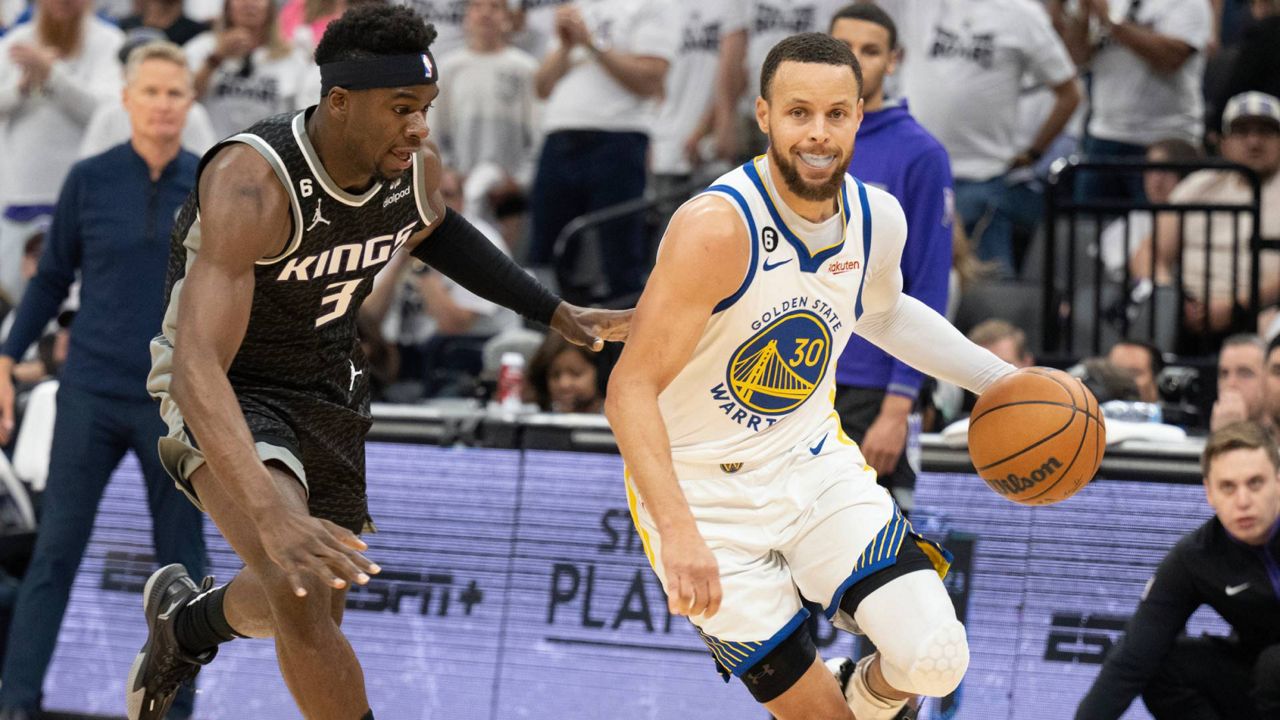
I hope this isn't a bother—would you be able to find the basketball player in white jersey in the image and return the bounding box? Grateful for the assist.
[606,33,1015,719]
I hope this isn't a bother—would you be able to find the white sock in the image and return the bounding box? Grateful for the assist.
[846,655,909,720]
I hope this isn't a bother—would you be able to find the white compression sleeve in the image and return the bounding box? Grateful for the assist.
[853,293,1015,395]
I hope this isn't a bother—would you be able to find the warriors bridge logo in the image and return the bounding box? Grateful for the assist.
[726,310,830,416]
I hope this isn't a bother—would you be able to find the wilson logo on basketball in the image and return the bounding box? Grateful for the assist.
[827,259,860,275]
[992,457,1062,495]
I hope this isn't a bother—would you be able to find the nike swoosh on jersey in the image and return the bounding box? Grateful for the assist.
[809,434,827,455]
[1225,583,1250,596]
[762,258,792,271]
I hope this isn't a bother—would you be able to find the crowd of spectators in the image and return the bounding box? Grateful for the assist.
[0,0,1274,717]
[0,0,1275,428]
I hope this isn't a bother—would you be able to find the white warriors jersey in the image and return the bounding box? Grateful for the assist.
[658,155,907,472]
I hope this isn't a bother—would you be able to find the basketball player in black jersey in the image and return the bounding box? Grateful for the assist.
[124,6,628,719]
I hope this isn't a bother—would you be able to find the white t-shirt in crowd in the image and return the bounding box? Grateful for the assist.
[540,0,680,136]
[394,0,468,60]
[651,0,747,176]
[511,0,573,60]
[881,0,1076,182]
[746,0,848,100]
[435,45,541,183]
[79,100,218,158]
[0,17,124,206]
[1099,209,1152,274]
[185,32,311,140]
[1174,169,1280,303]
[184,0,221,23]
[382,216,519,345]
[1087,0,1210,145]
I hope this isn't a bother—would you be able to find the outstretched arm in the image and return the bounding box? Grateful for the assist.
[1075,552,1201,719]
[605,196,746,619]
[406,147,630,348]
[853,197,1014,394]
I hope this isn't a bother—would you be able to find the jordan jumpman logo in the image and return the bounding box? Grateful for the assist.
[348,359,364,392]
[307,198,331,231]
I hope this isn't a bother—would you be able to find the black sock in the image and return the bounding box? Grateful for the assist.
[173,583,242,655]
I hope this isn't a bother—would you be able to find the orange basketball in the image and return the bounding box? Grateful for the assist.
[967,367,1106,506]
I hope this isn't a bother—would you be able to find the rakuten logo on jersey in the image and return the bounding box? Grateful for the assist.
[276,222,416,281]
[827,259,861,275]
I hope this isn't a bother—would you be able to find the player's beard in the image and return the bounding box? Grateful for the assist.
[768,140,844,202]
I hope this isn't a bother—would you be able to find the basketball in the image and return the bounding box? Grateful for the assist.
[967,368,1107,506]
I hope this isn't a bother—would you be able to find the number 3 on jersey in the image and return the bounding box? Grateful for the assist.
[316,278,363,327]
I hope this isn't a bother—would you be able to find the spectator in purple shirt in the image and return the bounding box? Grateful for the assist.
[828,2,953,504]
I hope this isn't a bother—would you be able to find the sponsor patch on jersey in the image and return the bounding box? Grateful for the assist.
[827,259,860,275]
[383,185,411,208]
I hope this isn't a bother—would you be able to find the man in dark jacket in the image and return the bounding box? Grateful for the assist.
[0,41,206,720]
[1076,420,1280,719]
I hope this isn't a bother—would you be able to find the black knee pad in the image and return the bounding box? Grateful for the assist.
[838,535,935,620]
[739,623,817,704]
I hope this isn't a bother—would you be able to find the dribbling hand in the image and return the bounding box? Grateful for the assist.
[259,510,381,597]
[661,528,722,619]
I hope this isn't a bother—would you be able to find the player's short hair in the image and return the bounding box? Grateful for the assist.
[760,32,862,101]
[1202,420,1280,477]
[1147,137,1201,163]
[315,4,438,66]
[1111,338,1165,376]
[967,319,1026,357]
[1221,332,1266,356]
[830,3,898,49]
[1075,357,1140,403]
[124,40,190,85]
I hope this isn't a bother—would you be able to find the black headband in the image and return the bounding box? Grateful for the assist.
[319,52,438,95]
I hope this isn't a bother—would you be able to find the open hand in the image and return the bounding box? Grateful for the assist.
[555,5,593,48]
[10,42,56,91]
[550,303,632,351]
[259,510,381,596]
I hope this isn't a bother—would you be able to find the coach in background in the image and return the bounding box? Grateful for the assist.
[0,41,205,720]
[828,3,953,505]
[1076,421,1280,719]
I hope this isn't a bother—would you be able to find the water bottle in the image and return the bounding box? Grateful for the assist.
[1101,399,1162,423]
[495,352,526,413]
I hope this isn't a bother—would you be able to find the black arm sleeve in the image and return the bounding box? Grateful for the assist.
[411,208,561,326]
[1075,549,1201,720]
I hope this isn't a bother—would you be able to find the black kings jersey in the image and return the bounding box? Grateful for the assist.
[158,108,436,409]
